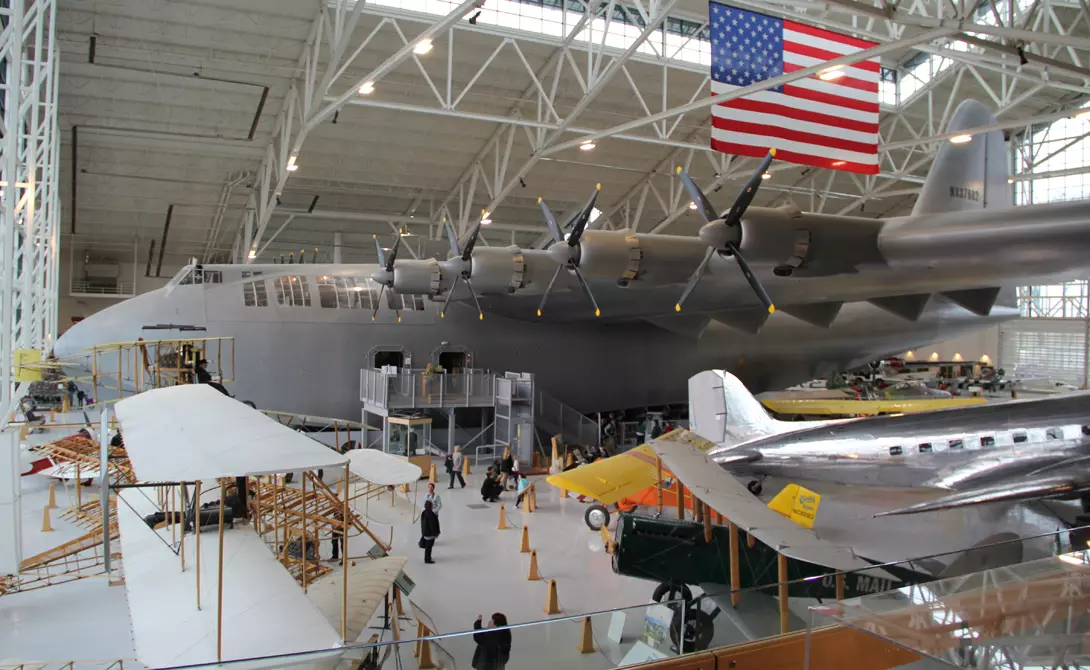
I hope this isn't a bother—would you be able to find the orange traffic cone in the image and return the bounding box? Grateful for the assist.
[42,506,54,532]
[577,616,595,653]
[520,524,531,553]
[497,504,508,530]
[544,579,560,614]
[528,550,541,581]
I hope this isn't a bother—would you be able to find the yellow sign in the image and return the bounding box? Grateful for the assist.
[14,349,42,382]
[767,483,821,529]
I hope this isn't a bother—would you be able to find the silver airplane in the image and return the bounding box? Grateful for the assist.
[54,99,1090,420]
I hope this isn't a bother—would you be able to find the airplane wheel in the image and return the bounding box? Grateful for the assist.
[670,608,714,652]
[284,472,294,484]
[585,504,610,531]
[747,480,763,496]
[652,582,693,606]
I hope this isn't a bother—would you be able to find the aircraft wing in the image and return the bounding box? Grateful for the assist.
[876,475,1090,517]
[545,445,665,505]
[305,556,408,644]
[649,430,897,579]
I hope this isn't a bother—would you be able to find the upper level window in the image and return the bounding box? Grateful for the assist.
[981,436,996,447]
[1047,427,1063,440]
[889,446,903,456]
[918,443,933,453]
[275,275,311,307]
[949,439,964,449]
[317,276,369,309]
[242,271,267,307]
[1013,432,1028,444]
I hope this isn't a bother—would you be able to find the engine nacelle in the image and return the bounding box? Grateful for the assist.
[577,230,708,287]
[391,258,442,295]
[469,246,526,294]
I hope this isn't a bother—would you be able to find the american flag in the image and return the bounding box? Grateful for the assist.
[709,2,880,175]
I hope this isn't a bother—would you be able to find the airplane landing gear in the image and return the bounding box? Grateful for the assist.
[585,504,610,531]
[651,582,693,606]
[670,608,715,653]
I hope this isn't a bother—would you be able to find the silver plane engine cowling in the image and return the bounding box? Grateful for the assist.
[370,233,403,322]
[469,246,526,295]
[438,220,484,320]
[391,258,442,296]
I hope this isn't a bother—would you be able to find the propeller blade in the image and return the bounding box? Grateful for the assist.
[443,219,461,258]
[676,168,718,224]
[373,236,386,267]
[724,149,775,227]
[536,264,564,317]
[371,283,386,321]
[571,266,601,317]
[676,246,715,312]
[538,197,563,243]
[567,183,601,247]
[386,233,402,272]
[727,242,775,314]
[461,223,481,261]
[439,274,462,319]
[464,277,484,321]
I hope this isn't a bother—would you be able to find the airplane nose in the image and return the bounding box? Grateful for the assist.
[54,287,205,359]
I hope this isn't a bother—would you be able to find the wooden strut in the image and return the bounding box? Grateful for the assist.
[302,471,309,592]
[728,520,741,607]
[179,483,185,572]
[342,463,349,642]
[676,480,685,521]
[778,552,789,635]
[836,573,845,601]
[656,456,664,516]
[217,480,226,662]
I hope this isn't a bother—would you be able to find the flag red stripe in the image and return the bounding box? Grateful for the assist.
[718,98,879,134]
[782,83,880,113]
[783,41,881,73]
[782,62,879,92]
[712,117,878,154]
[784,20,878,51]
[711,139,879,174]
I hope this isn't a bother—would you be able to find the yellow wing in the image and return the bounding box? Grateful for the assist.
[761,397,986,416]
[546,445,663,505]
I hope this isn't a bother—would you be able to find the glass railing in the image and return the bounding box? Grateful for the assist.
[360,368,497,408]
[68,281,134,297]
[146,523,1087,670]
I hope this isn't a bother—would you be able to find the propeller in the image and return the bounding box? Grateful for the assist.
[675,149,776,314]
[371,232,403,323]
[440,218,485,321]
[536,184,602,318]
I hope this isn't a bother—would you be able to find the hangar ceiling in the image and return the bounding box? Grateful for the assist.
[58,0,1090,268]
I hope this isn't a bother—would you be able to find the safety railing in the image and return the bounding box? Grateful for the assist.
[535,388,599,447]
[360,368,497,409]
[141,524,1090,670]
[69,281,134,297]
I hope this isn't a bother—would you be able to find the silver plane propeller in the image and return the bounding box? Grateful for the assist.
[676,149,776,315]
[441,218,485,321]
[371,233,402,323]
[537,184,602,318]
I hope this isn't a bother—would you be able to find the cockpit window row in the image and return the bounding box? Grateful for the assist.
[240,274,425,312]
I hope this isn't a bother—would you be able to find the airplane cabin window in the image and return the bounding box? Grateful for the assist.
[275,275,312,307]
[918,443,933,453]
[889,446,903,456]
[1013,432,1028,444]
[1046,427,1062,440]
[241,271,267,307]
[948,439,963,449]
[981,436,995,447]
[318,276,367,309]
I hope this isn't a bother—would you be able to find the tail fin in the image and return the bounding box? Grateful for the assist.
[688,370,777,445]
[913,99,1011,216]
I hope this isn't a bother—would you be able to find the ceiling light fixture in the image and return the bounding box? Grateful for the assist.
[352,285,364,291]
[818,65,845,81]
[359,81,375,95]
[1008,178,1014,184]
[247,250,256,259]
[760,173,771,180]
[579,141,596,151]
[689,201,697,210]
[949,134,973,144]
[414,39,434,55]
[286,155,299,172]
[480,209,492,225]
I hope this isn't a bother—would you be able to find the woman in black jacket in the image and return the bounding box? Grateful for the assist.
[420,500,440,564]
[472,613,511,670]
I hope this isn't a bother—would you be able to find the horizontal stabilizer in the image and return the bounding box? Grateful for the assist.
[941,287,1001,316]
[649,430,896,579]
[767,483,821,529]
[710,308,772,335]
[874,475,1090,517]
[645,315,712,339]
[868,294,931,321]
[780,302,843,329]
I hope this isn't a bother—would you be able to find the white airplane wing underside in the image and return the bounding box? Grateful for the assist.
[305,556,408,645]
[649,431,897,580]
